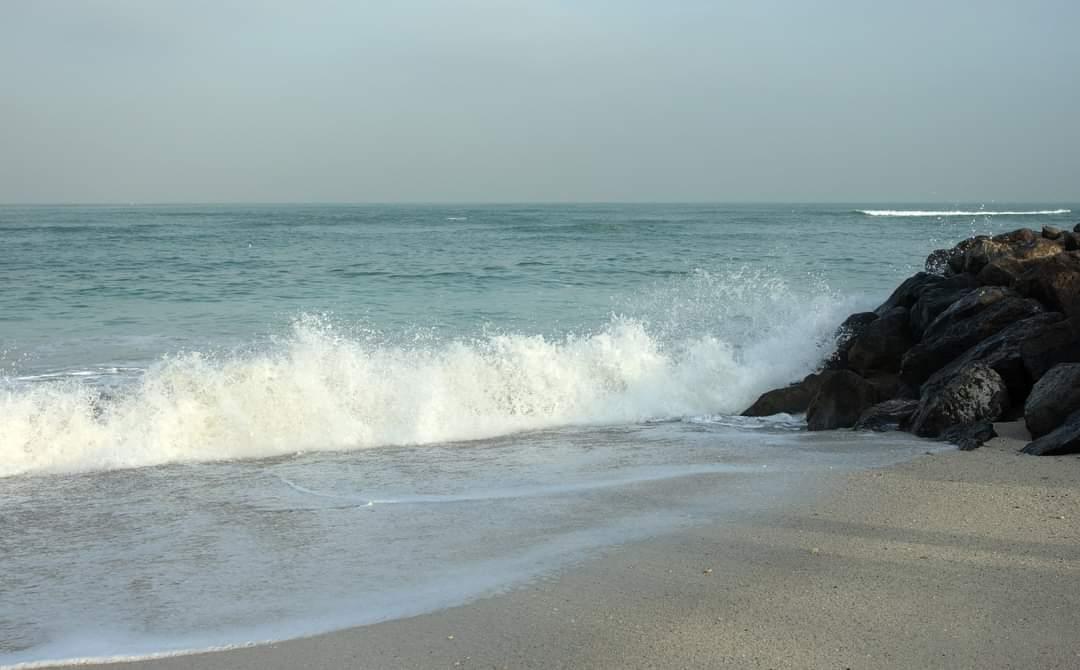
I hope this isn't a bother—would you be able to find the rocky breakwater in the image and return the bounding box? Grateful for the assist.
[742,225,1080,454]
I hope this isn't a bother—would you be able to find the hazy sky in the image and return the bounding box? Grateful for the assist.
[2,1,1077,203]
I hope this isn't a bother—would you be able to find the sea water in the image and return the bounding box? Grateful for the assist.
[0,203,1074,666]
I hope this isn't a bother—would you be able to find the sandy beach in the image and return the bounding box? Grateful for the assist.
[55,424,1078,670]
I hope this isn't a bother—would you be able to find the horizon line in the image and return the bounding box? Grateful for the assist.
[2,199,1078,208]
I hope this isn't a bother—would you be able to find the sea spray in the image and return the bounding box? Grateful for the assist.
[0,271,857,478]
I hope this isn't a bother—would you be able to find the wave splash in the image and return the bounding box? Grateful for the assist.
[857,209,1071,217]
[0,271,851,478]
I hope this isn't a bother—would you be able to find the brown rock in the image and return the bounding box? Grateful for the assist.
[1014,251,1080,319]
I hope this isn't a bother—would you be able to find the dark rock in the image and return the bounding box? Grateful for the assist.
[1024,363,1080,438]
[1022,409,1080,455]
[908,274,978,339]
[865,372,917,401]
[900,296,1045,385]
[920,312,1065,407]
[742,371,836,416]
[921,287,1016,343]
[1074,222,1080,233]
[1014,252,1080,319]
[1043,225,1063,240]
[806,371,879,431]
[925,248,955,275]
[910,363,1010,438]
[975,257,1026,287]
[1021,316,1080,380]
[847,307,913,374]
[824,312,879,370]
[1064,232,1080,252]
[853,399,919,432]
[942,421,997,451]
[874,273,942,316]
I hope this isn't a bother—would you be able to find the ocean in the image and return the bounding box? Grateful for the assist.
[1,203,1075,666]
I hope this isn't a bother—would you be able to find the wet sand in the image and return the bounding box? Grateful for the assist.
[56,424,1080,669]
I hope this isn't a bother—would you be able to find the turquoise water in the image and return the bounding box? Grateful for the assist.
[0,203,1074,665]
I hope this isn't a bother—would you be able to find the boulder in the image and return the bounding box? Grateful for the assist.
[957,230,1062,275]
[920,312,1064,407]
[1075,223,1080,233]
[1022,409,1080,455]
[925,248,954,275]
[847,307,913,374]
[806,371,879,431]
[1024,363,1080,438]
[920,286,1016,343]
[874,273,943,315]
[908,274,978,339]
[824,312,879,370]
[1021,316,1080,380]
[742,371,836,416]
[1042,225,1063,240]
[853,399,919,432]
[910,363,1010,438]
[942,421,997,451]
[865,372,917,401]
[900,296,1045,385]
[1014,251,1080,319]
[975,257,1026,287]
[1064,232,1080,252]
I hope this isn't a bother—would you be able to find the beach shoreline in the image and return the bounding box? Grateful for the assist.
[36,425,1079,670]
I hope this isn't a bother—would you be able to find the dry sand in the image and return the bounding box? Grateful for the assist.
[62,424,1080,669]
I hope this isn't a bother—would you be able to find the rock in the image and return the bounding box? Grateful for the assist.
[1021,316,1080,380]
[910,363,1010,438]
[742,371,836,416]
[957,230,1062,275]
[1024,363,1080,438]
[975,257,1026,287]
[942,421,997,451]
[1064,232,1080,252]
[1075,223,1080,233]
[1043,225,1063,240]
[925,248,955,275]
[901,296,1045,385]
[920,312,1065,407]
[847,307,913,374]
[824,312,879,370]
[1014,252,1080,319]
[874,273,943,315]
[908,274,978,339]
[865,372,917,401]
[920,286,1016,343]
[853,399,919,432]
[806,371,879,431]
[1022,409,1080,455]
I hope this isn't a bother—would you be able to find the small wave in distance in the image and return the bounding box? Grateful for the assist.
[857,209,1071,217]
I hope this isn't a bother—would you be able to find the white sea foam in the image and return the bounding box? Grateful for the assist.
[0,273,852,478]
[857,209,1071,217]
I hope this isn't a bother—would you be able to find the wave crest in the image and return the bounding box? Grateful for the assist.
[857,209,1071,217]
[0,272,853,478]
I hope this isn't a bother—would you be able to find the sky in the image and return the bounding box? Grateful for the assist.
[1,0,1078,203]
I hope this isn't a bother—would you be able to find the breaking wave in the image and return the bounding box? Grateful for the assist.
[0,271,855,478]
[857,209,1071,217]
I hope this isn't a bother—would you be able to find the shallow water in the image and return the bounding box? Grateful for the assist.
[1,203,1074,665]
